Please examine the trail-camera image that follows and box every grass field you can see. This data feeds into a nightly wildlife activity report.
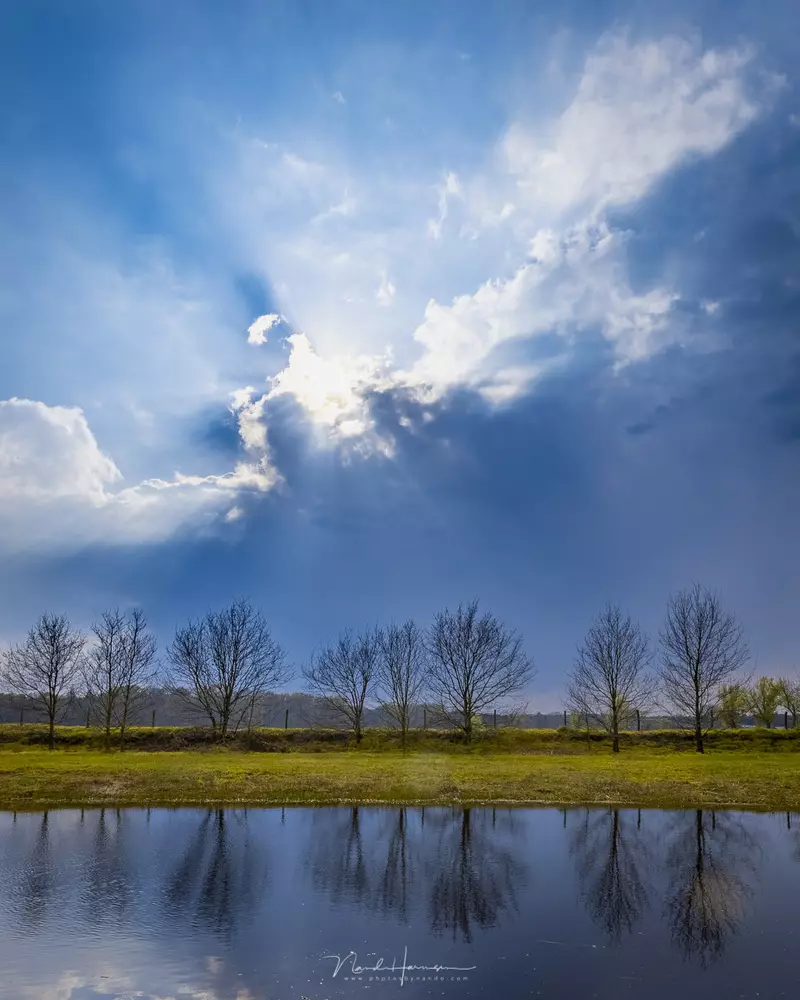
[0,725,799,811]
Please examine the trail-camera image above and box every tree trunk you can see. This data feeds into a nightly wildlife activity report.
[48,713,55,751]
[612,732,620,753]
[695,722,704,753]
[354,722,362,744]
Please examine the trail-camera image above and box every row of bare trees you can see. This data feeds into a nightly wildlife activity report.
[1,609,157,749]
[0,599,533,747]
[1,583,792,753]
[303,602,533,743]
[166,599,533,743]
[567,583,752,753]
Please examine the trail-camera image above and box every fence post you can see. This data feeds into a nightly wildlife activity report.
[19,707,23,726]
[563,710,567,728]
[636,709,641,732]
[493,709,497,729]
[285,708,289,730]
[423,708,427,730]
[151,709,156,728]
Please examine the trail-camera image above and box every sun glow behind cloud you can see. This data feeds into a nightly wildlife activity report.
[0,29,774,551]
[225,31,767,460]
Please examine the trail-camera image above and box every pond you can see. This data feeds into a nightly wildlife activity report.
[0,806,797,999]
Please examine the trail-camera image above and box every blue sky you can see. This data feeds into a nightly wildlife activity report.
[1,0,798,707]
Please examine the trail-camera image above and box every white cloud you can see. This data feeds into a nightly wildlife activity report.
[0,398,122,503]
[4,27,763,539]
[280,150,324,179]
[427,171,462,240]
[246,312,282,345]
[504,33,759,213]
[225,31,764,441]
[404,218,680,398]
[312,188,357,225]
[0,398,279,553]
[263,333,396,455]
[332,90,346,105]
[376,271,396,306]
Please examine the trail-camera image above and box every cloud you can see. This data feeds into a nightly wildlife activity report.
[404,217,681,397]
[376,271,396,306]
[504,33,760,213]
[264,333,397,455]
[0,398,279,552]
[3,27,771,548]
[311,188,357,225]
[246,312,282,345]
[228,31,766,444]
[0,398,122,502]
[427,171,462,240]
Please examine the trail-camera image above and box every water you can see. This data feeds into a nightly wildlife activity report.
[0,806,798,999]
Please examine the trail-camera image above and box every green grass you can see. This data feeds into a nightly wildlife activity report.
[1,730,799,811]
[4,722,800,753]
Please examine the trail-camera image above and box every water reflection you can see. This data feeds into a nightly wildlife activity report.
[80,808,134,926]
[165,808,270,940]
[663,809,760,964]
[0,806,791,1000]
[426,807,525,942]
[15,810,56,931]
[570,808,652,942]
[306,806,526,941]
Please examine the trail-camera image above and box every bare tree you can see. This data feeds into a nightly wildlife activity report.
[777,677,800,728]
[658,584,749,753]
[746,677,781,728]
[84,609,127,748]
[426,601,533,742]
[303,628,380,743]
[115,608,157,747]
[567,603,651,753]
[3,613,86,749]
[377,620,428,745]
[168,599,289,739]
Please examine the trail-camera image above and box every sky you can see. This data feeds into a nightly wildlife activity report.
[1,0,798,708]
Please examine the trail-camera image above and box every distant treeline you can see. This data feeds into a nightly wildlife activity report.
[0,691,785,732]
[0,685,568,731]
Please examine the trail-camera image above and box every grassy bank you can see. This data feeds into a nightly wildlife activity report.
[1,730,799,811]
[3,723,800,752]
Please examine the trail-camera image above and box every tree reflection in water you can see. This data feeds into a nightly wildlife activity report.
[306,806,526,941]
[79,808,133,926]
[16,811,55,931]
[663,809,760,965]
[570,808,651,942]
[307,806,375,907]
[164,808,269,940]
[426,807,525,943]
